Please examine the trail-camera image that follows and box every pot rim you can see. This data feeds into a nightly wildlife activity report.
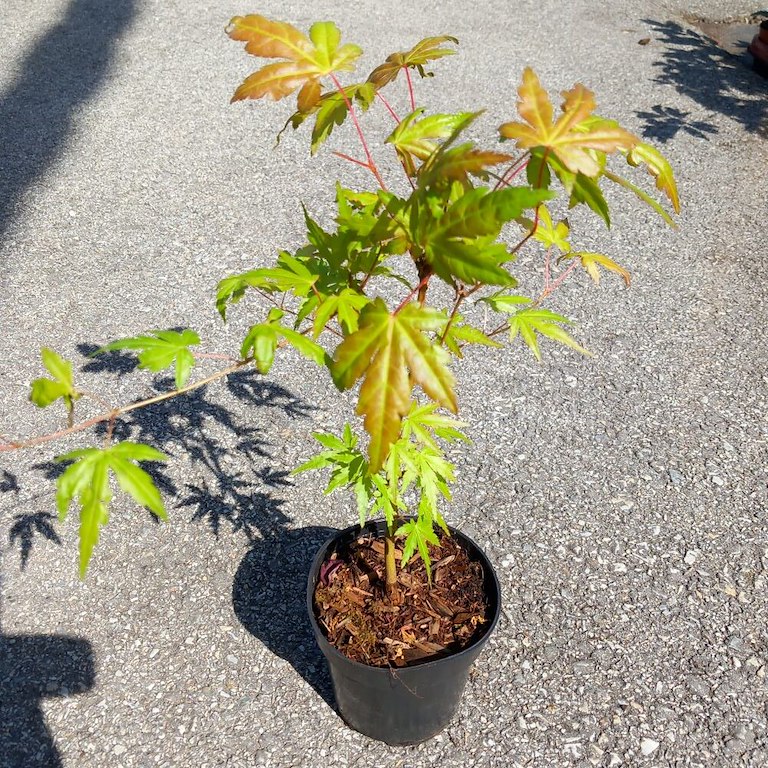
[307,518,502,673]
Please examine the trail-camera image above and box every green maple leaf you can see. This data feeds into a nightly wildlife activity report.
[518,205,571,253]
[96,329,200,389]
[29,348,80,412]
[56,442,167,577]
[228,16,362,106]
[399,401,468,448]
[278,82,377,154]
[416,186,553,285]
[419,143,514,188]
[508,308,591,361]
[241,307,328,374]
[396,515,440,581]
[331,299,457,470]
[387,109,477,176]
[312,289,371,336]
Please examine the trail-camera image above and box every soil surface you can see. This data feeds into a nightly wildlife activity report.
[313,530,490,667]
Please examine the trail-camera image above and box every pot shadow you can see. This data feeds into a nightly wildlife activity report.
[0,634,95,767]
[232,526,338,710]
[637,19,767,141]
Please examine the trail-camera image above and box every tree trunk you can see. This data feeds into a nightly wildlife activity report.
[384,527,401,604]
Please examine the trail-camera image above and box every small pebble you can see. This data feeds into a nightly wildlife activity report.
[640,738,659,756]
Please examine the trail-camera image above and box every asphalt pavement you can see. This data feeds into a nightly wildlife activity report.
[1,0,767,766]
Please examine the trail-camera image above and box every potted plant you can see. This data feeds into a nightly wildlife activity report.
[1,13,679,746]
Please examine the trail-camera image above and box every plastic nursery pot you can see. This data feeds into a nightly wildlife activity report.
[307,519,502,746]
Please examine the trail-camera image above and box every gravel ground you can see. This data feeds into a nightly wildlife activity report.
[1,0,767,766]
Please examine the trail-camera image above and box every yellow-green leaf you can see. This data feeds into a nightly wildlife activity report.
[626,142,680,214]
[331,299,457,470]
[573,252,631,286]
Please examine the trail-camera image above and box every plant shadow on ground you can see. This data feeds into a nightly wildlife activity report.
[232,526,338,710]
[0,0,137,248]
[6,369,315,568]
[2,367,323,758]
[637,19,768,142]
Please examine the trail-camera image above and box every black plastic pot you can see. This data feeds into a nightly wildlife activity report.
[307,520,501,745]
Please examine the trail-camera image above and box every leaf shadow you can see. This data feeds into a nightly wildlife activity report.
[8,512,62,571]
[179,474,292,542]
[638,19,768,141]
[76,343,140,376]
[1,470,20,495]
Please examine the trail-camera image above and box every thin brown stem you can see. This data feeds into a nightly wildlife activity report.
[493,152,530,190]
[104,412,117,449]
[79,390,113,410]
[395,274,430,314]
[194,352,240,362]
[384,524,401,604]
[438,283,483,345]
[0,359,251,453]
[534,260,579,305]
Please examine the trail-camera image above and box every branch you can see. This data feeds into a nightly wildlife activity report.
[329,74,387,190]
[0,359,252,453]
[404,67,416,112]
[376,91,401,123]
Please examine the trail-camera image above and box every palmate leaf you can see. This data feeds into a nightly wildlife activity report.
[55,442,167,577]
[518,205,571,253]
[568,252,631,286]
[417,186,553,285]
[331,299,457,470]
[499,68,638,177]
[440,318,504,358]
[227,16,362,105]
[625,142,680,214]
[216,252,319,320]
[367,35,458,88]
[278,82,377,154]
[313,289,370,336]
[508,307,591,362]
[419,144,514,188]
[96,329,200,389]
[293,425,372,525]
[399,401,468,448]
[396,515,440,581]
[241,308,329,374]
[387,109,477,176]
[29,348,80,411]
[527,148,612,227]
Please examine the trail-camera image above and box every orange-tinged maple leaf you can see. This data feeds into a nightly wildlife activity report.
[331,300,456,470]
[227,15,314,60]
[227,16,362,104]
[499,68,638,177]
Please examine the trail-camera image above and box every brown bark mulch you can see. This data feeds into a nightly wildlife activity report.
[313,529,490,667]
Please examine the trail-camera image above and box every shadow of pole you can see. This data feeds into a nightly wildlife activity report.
[232,526,338,711]
[0,0,137,245]
[0,631,95,767]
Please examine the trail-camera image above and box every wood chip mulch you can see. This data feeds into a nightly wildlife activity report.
[313,530,490,667]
